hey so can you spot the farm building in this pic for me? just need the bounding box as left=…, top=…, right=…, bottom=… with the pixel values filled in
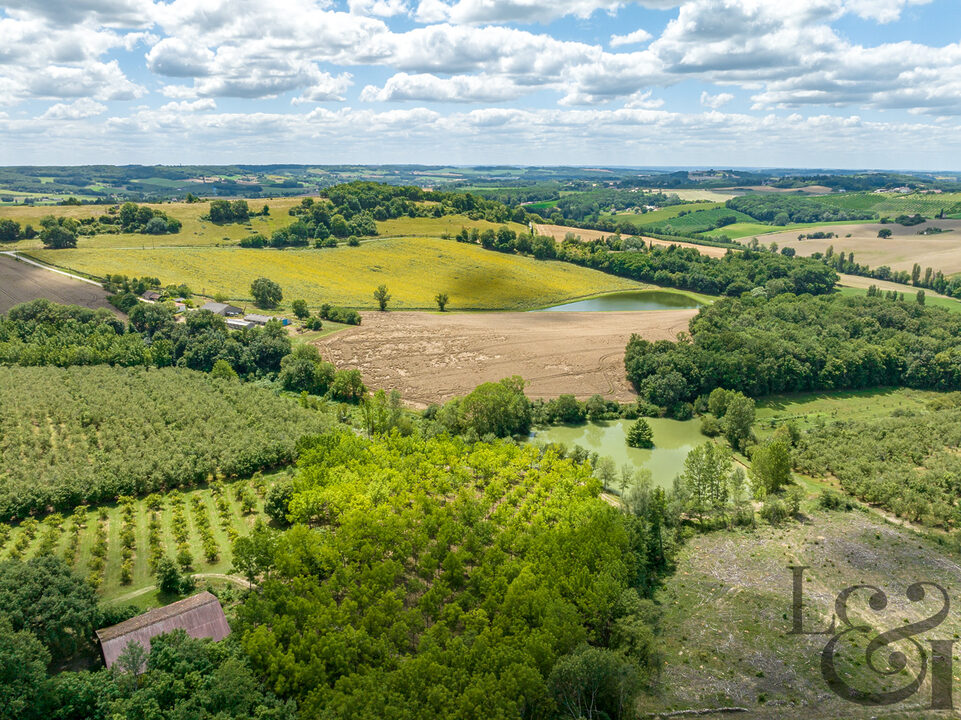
left=96, top=591, right=230, bottom=670
left=140, top=290, right=162, bottom=302
left=245, top=313, right=290, bottom=326
left=226, top=318, right=255, bottom=330
left=199, top=301, right=242, bottom=316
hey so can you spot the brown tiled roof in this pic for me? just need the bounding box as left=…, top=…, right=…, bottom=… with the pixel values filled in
left=96, top=591, right=230, bottom=669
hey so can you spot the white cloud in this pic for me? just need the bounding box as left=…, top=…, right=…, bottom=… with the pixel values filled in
left=624, top=89, right=664, bottom=108
left=40, top=98, right=107, bottom=120
left=845, top=0, right=932, bottom=23
left=701, top=90, right=733, bottom=108
left=610, top=28, right=653, bottom=47
left=158, top=98, right=217, bottom=111
left=349, top=0, right=409, bottom=16
left=2, top=0, right=158, bottom=29
left=292, top=73, right=355, bottom=103
left=360, top=72, right=524, bottom=102
left=414, top=0, right=681, bottom=24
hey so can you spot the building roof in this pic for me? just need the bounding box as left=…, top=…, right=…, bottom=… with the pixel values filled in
left=96, top=591, right=230, bottom=669
left=199, top=301, right=242, bottom=315
left=141, top=290, right=162, bottom=301
left=226, top=318, right=255, bottom=329
left=244, top=313, right=272, bottom=324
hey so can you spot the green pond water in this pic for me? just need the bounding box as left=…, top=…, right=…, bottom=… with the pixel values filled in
left=530, top=418, right=705, bottom=489
left=541, top=290, right=701, bottom=312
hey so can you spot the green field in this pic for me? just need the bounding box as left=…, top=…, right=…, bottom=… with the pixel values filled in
left=818, top=191, right=961, bottom=217
left=638, top=207, right=756, bottom=233
left=0, top=197, right=306, bottom=250
left=701, top=218, right=867, bottom=240
left=837, top=285, right=961, bottom=313
left=27, top=236, right=643, bottom=310
left=0, top=476, right=279, bottom=604
left=601, top=201, right=722, bottom=227
left=753, top=387, right=944, bottom=435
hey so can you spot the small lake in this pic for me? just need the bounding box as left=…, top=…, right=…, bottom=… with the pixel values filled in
left=529, top=418, right=705, bottom=489
left=540, top=290, right=701, bottom=312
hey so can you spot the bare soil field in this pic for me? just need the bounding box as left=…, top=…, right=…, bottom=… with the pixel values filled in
left=534, top=224, right=730, bottom=258
left=767, top=219, right=961, bottom=275
left=0, top=253, right=112, bottom=313
left=314, top=309, right=697, bottom=407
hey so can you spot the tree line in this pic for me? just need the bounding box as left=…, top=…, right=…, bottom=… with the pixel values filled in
left=624, top=293, right=961, bottom=407
left=459, top=226, right=838, bottom=297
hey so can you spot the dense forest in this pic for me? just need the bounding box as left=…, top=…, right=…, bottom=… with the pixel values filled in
left=725, top=194, right=876, bottom=224
left=794, top=397, right=961, bottom=528
left=0, top=365, right=331, bottom=519
left=0, top=299, right=289, bottom=378
left=236, top=432, right=669, bottom=719
left=625, top=293, right=961, bottom=405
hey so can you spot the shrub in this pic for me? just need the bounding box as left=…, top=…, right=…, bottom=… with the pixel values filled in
left=760, top=499, right=788, bottom=525
left=626, top=419, right=654, bottom=449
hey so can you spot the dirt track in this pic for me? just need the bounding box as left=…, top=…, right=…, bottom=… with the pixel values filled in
left=534, top=223, right=730, bottom=258
left=0, top=253, right=112, bottom=313
left=314, top=309, right=697, bottom=407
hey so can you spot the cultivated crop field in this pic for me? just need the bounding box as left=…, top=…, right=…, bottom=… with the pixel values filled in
left=533, top=223, right=730, bottom=257
left=818, top=191, right=961, bottom=217
left=377, top=215, right=528, bottom=237
left=0, top=477, right=277, bottom=604
left=600, top=201, right=722, bottom=227
left=637, top=207, right=755, bottom=233
left=0, top=253, right=113, bottom=313
left=27, top=236, right=643, bottom=309
left=0, top=197, right=306, bottom=250
left=763, top=219, right=961, bottom=275
left=313, top=307, right=698, bottom=406
left=0, top=365, right=330, bottom=519
left=701, top=219, right=866, bottom=240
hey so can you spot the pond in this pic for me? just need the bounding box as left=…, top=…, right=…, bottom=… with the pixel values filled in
left=529, top=418, right=706, bottom=489
left=540, top=290, right=701, bottom=312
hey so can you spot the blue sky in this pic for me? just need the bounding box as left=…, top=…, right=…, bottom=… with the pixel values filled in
left=1, top=0, right=960, bottom=169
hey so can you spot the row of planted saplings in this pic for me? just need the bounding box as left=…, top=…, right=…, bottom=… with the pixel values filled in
left=0, top=470, right=269, bottom=588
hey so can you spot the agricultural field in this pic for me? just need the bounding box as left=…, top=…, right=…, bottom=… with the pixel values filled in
left=0, top=365, right=330, bottom=518
left=376, top=214, right=527, bottom=237
left=635, top=207, right=756, bottom=234
left=26, top=236, right=644, bottom=310
left=644, top=507, right=961, bottom=719
left=818, top=191, right=961, bottom=217
left=601, top=201, right=722, bottom=227
left=763, top=219, right=961, bottom=275
left=533, top=223, right=730, bottom=257
left=701, top=219, right=866, bottom=240
left=0, top=475, right=278, bottom=605
left=0, top=253, right=113, bottom=313
left=645, top=188, right=737, bottom=201
left=0, top=197, right=305, bottom=250
left=313, top=306, right=698, bottom=406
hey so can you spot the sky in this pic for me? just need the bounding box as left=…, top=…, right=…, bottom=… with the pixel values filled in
left=2, top=0, right=961, bottom=169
